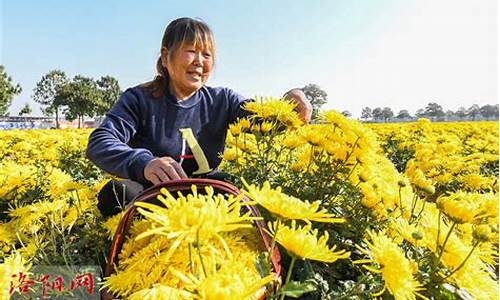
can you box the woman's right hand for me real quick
[144,156,188,184]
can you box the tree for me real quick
[341,110,351,118]
[455,107,467,119]
[467,104,481,121]
[32,70,68,128]
[60,75,101,128]
[361,107,372,121]
[424,102,445,120]
[396,109,411,120]
[18,103,32,116]
[301,84,327,119]
[480,104,498,120]
[0,65,22,116]
[381,107,394,122]
[415,109,426,118]
[372,107,383,121]
[445,110,455,120]
[95,75,121,116]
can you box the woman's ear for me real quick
[160,47,169,68]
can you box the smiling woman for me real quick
[85,17,312,217]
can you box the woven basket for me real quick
[101,178,281,299]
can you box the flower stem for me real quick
[269,219,281,262]
[436,210,442,253]
[279,256,297,300]
[409,194,418,223]
[188,242,194,274]
[445,240,480,279]
[436,220,457,263]
[196,230,207,278]
[398,186,404,217]
[414,201,426,225]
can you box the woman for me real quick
[86,17,312,216]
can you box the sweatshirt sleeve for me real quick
[225,88,253,124]
[86,88,154,183]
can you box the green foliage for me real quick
[276,280,317,298]
[58,143,104,183]
[480,159,499,178]
[301,84,327,120]
[0,65,22,116]
[32,70,68,128]
[59,75,101,127]
[31,209,109,267]
[381,136,415,172]
[18,103,32,116]
[361,107,372,121]
[424,102,445,119]
[396,109,412,120]
[33,71,121,128]
[95,75,121,116]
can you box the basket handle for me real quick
[104,178,281,278]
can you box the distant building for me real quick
[0,116,55,130]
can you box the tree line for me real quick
[359,102,499,122]
[0,66,120,128]
[300,84,498,122]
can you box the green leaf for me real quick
[255,252,272,278]
[277,281,317,298]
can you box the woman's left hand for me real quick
[284,89,313,123]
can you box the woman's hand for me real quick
[144,156,188,184]
[284,89,313,123]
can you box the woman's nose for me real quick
[193,52,203,66]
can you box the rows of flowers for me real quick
[0,99,498,299]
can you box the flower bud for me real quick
[422,185,435,195]
[411,232,423,240]
[473,224,492,242]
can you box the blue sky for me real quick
[2,0,497,117]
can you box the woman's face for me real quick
[162,43,213,98]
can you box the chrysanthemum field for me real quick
[1,99,498,299]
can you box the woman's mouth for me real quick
[187,71,202,80]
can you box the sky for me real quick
[1,0,497,118]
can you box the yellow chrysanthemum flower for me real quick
[128,284,192,300]
[243,180,344,224]
[102,211,126,239]
[243,97,302,128]
[222,147,238,161]
[282,133,306,149]
[0,251,32,300]
[405,161,435,194]
[9,199,68,233]
[0,161,36,199]
[436,192,481,224]
[267,220,350,262]
[135,185,260,259]
[0,222,17,251]
[355,230,426,300]
[171,263,273,300]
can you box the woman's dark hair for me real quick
[143,17,215,97]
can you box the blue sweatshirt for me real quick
[86,85,249,183]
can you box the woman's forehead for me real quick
[180,41,213,52]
